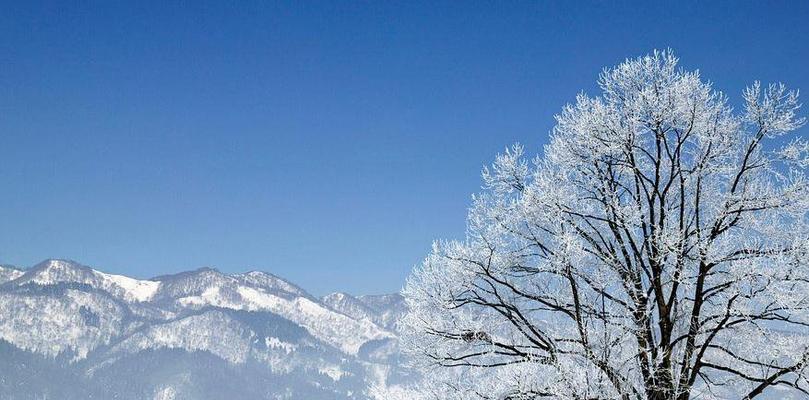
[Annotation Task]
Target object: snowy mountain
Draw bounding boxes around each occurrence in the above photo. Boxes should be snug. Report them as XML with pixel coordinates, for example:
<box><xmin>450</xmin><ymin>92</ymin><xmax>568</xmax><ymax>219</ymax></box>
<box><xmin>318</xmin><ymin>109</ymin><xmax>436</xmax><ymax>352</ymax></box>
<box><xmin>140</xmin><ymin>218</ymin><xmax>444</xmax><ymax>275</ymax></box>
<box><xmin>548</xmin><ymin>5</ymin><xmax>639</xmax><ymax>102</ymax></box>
<box><xmin>321</xmin><ymin>292</ymin><xmax>406</xmax><ymax>331</ymax></box>
<box><xmin>0</xmin><ymin>259</ymin><xmax>410</xmax><ymax>400</ymax></box>
<box><xmin>0</xmin><ymin>265</ymin><xmax>23</xmax><ymax>284</ymax></box>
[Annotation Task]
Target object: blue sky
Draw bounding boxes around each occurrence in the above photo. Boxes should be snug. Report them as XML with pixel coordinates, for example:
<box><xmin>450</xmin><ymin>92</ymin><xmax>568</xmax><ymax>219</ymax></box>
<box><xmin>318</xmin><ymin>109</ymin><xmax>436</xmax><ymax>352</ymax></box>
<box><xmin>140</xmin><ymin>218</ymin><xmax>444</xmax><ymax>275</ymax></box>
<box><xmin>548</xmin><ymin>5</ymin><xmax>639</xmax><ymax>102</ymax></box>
<box><xmin>0</xmin><ymin>1</ymin><xmax>807</xmax><ymax>295</ymax></box>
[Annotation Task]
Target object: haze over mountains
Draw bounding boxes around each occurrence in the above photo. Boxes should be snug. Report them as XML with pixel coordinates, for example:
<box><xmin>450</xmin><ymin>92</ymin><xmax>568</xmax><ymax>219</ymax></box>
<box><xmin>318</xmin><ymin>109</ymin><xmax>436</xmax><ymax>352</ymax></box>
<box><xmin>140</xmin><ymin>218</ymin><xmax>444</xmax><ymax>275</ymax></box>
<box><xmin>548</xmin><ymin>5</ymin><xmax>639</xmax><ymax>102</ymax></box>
<box><xmin>0</xmin><ymin>259</ymin><xmax>412</xmax><ymax>399</ymax></box>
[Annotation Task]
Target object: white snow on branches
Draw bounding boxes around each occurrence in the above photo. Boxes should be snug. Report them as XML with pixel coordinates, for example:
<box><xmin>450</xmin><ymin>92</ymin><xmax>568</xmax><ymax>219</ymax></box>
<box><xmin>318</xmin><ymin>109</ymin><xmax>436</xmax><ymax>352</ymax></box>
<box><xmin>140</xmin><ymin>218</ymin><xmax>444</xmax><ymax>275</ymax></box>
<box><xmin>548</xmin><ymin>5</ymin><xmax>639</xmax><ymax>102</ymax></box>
<box><xmin>402</xmin><ymin>50</ymin><xmax>809</xmax><ymax>400</ymax></box>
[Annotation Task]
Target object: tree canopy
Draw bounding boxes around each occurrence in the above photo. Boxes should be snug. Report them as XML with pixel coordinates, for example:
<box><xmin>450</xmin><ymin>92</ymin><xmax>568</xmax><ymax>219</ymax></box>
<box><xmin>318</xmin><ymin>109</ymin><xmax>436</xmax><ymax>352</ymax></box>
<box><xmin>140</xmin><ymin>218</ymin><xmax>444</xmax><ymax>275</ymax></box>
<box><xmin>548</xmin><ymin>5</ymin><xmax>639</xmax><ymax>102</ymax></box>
<box><xmin>401</xmin><ymin>51</ymin><xmax>809</xmax><ymax>400</ymax></box>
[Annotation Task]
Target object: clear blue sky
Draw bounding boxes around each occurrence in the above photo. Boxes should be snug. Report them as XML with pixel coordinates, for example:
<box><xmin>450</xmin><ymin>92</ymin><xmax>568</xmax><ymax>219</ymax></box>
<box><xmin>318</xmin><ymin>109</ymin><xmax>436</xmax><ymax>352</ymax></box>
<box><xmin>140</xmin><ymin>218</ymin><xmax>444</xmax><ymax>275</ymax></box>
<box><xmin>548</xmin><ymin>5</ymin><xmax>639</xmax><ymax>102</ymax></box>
<box><xmin>0</xmin><ymin>1</ymin><xmax>807</xmax><ymax>295</ymax></box>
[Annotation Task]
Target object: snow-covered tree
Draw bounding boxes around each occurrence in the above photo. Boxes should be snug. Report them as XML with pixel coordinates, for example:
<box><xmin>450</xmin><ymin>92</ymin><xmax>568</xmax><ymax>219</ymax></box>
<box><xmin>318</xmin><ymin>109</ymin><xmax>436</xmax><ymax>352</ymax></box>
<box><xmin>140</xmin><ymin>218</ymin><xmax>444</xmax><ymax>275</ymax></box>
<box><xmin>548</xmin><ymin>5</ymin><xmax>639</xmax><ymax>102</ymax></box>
<box><xmin>401</xmin><ymin>51</ymin><xmax>809</xmax><ymax>400</ymax></box>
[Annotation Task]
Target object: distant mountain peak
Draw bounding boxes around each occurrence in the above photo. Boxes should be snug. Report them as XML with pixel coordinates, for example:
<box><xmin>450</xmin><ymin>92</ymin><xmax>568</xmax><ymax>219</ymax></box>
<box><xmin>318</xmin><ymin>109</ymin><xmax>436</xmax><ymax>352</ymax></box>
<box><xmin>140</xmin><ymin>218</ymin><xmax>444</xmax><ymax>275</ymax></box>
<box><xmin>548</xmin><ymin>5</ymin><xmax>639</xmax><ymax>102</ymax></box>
<box><xmin>0</xmin><ymin>265</ymin><xmax>24</xmax><ymax>285</ymax></box>
<box><xmin>0</xmin><ymin>259</ymin><xmax>410</xmax><ymax>399</ymax></box>
<box><xmin>30</xmin><ymin>258</ymin><xmax>85</xmax><ymax>271</ymax></box>
<box><xmin>233</xmin><ymin>270</ymin><xmax>311</xmax><ymax>300</ymax></box>
<box><xmin>35</xmin><ymin>258</ymin><xmax>80</xmax><ymax>266</ymax></box>
<box><xmin>322</xmin><ymin>291</ymin><xmax>406</xmax><ymax>331</ymax></box>
<box><xmin>21</xmin><ymin>259</ymin><xmax>96</xmax><ymax>284</ymax></box>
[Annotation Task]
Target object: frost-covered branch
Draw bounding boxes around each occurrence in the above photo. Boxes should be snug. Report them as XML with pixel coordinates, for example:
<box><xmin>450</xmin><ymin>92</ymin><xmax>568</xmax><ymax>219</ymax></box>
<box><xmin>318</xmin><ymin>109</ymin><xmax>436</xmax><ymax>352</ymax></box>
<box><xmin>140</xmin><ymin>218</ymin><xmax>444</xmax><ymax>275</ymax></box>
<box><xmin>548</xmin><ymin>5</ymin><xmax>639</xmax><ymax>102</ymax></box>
<box><xmin>402</xmin><ymin>50</ymin><xmax>809</xmax><ymax>400</ymax></box>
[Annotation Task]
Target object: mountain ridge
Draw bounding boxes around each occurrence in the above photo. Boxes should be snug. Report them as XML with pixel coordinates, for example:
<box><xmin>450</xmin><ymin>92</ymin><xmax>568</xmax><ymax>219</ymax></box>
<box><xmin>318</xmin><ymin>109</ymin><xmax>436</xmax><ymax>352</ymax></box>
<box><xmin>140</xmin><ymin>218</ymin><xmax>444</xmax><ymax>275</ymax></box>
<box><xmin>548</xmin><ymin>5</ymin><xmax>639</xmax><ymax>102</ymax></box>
<box><xmin>0</xmin><ymin>259</ymin><xmax>410</xmax><ymax>400</ymax></box>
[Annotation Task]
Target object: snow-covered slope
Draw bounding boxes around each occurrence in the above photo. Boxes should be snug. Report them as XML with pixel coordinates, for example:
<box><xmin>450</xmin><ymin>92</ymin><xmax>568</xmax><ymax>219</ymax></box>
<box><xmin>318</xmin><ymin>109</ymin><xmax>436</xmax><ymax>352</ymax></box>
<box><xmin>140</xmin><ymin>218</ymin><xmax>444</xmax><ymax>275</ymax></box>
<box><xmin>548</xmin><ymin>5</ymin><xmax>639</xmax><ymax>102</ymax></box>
<box><xmin>111</xmin><ymin>310</ymin><xmax>253</xmax><ymax>364</ymax></box>
<box><xmin>0</xmin><ymin>259</ymin><xmax>410</xmax><ymax>400</ymax></box>
<box><xmin>154</xmin><ymin>267</ymin><xmax>393</xmax><ymax>355</ymax></box>
<box><xmin>323</xmin><ymin>292</ymin><xmax>407</xmax><ymax>331</ymax></box>
<box><xmin>12</xmin><ymin>259</ymin><xmax>160</xmax><ymax>302</ymax></box>
<box><xmin>0</xmin><ymin>265</ymin><xmax>23</xmax><ymax>284</ymax></box>
<box><xmin>322</xmin><ymin>292</ymin><xmax>381</xmax><ymax>323</ymax></box>
<box><xmin>357</xmin><ymin>294</ymin><xmax>407</xmax><ymax>331</ymax></box>
<box><xmin>0</xmin><ymin>287</ymin><xmax>127</xmax><ymax>359</ymax></box>
<box><xmin>234</xmin><ymin>270</ymin><xmax>312</xmax><ymax>300</ymax></box>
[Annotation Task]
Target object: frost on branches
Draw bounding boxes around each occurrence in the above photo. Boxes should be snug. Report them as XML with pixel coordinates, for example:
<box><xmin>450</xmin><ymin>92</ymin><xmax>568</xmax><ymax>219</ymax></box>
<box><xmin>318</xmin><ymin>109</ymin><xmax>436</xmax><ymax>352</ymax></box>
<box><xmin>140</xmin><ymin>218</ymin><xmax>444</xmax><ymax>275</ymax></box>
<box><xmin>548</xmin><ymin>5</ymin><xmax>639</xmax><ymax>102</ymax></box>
<box><xmin>401</xmin><ymin>51</ymin><xmax>809</xmax><ymax>400</ymax></box>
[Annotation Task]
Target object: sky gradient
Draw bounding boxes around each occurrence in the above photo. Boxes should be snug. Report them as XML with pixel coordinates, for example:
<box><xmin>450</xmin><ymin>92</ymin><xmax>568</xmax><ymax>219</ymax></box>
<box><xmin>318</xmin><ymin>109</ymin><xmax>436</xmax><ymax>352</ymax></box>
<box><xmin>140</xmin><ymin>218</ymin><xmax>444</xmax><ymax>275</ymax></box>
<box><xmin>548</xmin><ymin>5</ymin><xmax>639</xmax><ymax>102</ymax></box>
<box><xmin>1</xmin><ymin>1</ymin><xmax>807</xmax><ymax>295</ymax></box>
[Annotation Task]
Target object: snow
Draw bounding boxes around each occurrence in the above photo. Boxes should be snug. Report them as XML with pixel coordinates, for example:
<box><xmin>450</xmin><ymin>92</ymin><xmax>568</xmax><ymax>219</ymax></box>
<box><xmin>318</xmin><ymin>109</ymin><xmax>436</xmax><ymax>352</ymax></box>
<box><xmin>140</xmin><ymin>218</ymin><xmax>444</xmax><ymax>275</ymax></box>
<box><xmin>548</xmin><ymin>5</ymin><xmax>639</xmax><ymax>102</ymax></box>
<box><xmin>96</xmin><ymin>271</ymin><xmax>161</xmax><ymax>302</ymax></box>
<box><xmin>177</xmin><ymin>286</ymin><xmax>240</xmax><ymax>309</ymax></box>
<box><xmin>175</xmin><ymin>283</ymin><xmax>393</xmax><ymax>355</ymax></box>
<box><xmin>264</xmin><ymin>336</ymin><xmax>296</xmax><ymax>353</ymax></box>
<box><xmin>236</xmin><ymin>286</ymin><xmax>394</xmax><ymax>355</ymax></box>
<box><xmin>0</xmin><ymin>288</ymin><xmax>125</xmax><ymax>360</ymax></box>
<box><xmin>3</xmin><ymin>260</ymin><xmax>400</xmax><ymax>363</ymax></box>
<box><xmin>318</xmin><ymin>365</ymin><xmax>346</xmax><ymax>381</ymax></box>
<box><xmin>15</xmin><ymin>260</ymin><xmax>160</xmax><ymax>303</ymax></box>
<box><xmin>0</xmin><ymin>266</ymin><xmax>23</xmax><ymax>284</ymax></box>
<box><xmin>120</xmin><ymin>311</ymin><xmax>251</xmax><ymax>364</ymax></box>
<box><xmin>0</xmin><ymin>260</ymin><xmax>411</xmax><ymax>398</ymax></box>
<box><xmin>154</xmin><ymin>387</ymin><xmax>176</xmax><ymax>400</ymax></box>
<box><xmin>29</xmin><ymin>259</ymin><xmax>79</xmax><ymax>285</ymax></box>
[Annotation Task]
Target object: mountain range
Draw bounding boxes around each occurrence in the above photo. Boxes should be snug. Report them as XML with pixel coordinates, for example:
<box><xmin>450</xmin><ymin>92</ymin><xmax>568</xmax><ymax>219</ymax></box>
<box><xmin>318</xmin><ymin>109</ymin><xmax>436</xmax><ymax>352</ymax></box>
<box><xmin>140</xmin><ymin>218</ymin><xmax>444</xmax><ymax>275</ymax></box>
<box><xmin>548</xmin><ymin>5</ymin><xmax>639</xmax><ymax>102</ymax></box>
<box><xmin>0</xmin><ymin>259</ymin><xmax>413</xmax><ymax>399</ymax></box>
